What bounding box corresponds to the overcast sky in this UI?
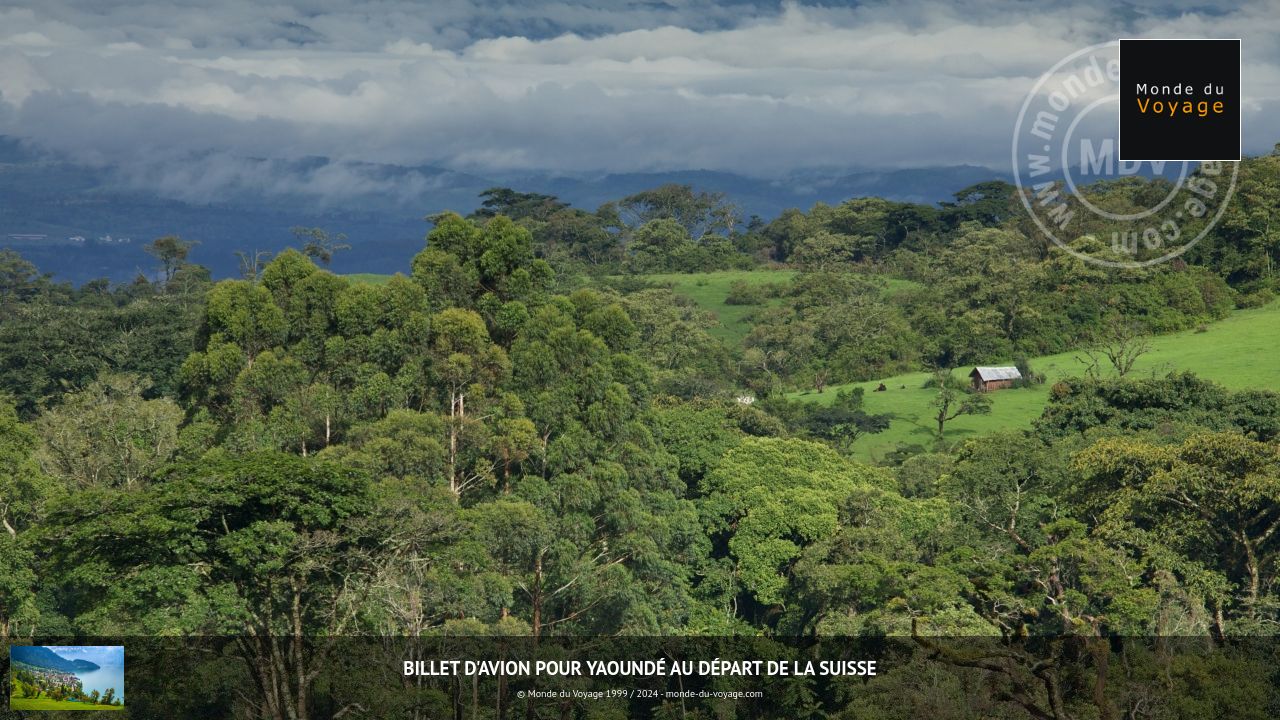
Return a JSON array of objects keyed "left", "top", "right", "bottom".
[{"left": 2, "top": 0, "right": 1279, "bottom": 186}]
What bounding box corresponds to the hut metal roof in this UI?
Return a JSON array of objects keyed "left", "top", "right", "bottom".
[{"left": 971, "top": 366, "right": 1022, "bottom": 381}]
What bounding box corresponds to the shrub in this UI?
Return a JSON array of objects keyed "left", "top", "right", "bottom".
[
  {"left": 725, "top": 280, "right": 767, "bottom": 305},
  {"left": 1238, "top": 288, "right": 1275, "bottom": 309},
  {"left": 1014, "top": 356, "right": 1045, "bottom": 387}
]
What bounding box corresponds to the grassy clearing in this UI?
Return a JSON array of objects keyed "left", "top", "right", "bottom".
[
  {"left": 792, "top": 300, "right": 1280, "bottom": 463},
  {"left": 9, "top": 678, "right": 124, "bottom": 710},
  {"left": 9, "top": 698, "right": 124, "bottom": 710},
  {"left": 639, "top": 270, "right": 796, "bottom": 343},
  {"left": 638, "top": 270, "right": 919, "bottom": 344}
]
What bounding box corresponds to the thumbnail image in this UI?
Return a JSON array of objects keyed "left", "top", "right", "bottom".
[{"left": 9, "top": 646, "right": 124, "bottom": 712}]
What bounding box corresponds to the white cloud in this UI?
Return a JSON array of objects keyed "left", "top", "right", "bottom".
[
  {"left": 0, "top": 0, "right": 1277, "bottom": 195},
  {"left": 0, "top": 49, "right": 52, "bottom": 103}
]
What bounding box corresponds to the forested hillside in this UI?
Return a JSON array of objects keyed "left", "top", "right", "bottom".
[
  {"left": 3, "top": 152, "right": 1280, "bottom": 718},
  {"left": 0, "top": 135, "right": 1003, "bottom": 284}
]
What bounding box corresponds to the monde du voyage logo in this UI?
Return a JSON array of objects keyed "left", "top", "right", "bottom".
[{"left": 1013, "top": 39, "right": 1241, "bottom": 268}]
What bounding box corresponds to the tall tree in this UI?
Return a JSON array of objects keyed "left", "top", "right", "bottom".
[
  {"left": 413, "top": 213, "right": 553, "bottom": 313},
  {"left": 201, "top": 279, "right": 288, "bottom": 363},
  {"left": 47, "top": 452, "right": 377, "bottom": 720},
  {"left": 0, "top": 249, "right": 45, "bottom": 307},
  {"left": 144, "top": 235, "right": 198, "bottom": 283},
  {"left": 470, "top": 188, "right": 568, "bottom": 222},
  {"left": 291, "top": 227, "right": 351, "bottom": 267},
  {"left": 1078, "top": 432, "right": 1280, "bottom": 631},
  {"left": 932, "top": 369, "right": 992, "bottom": 440},
  {"left": 615, "top": 184, "right": 738, "bottom": 238},
  {"left": 1092, "top": 314, "right": 1153, "bottom": 378},
  {"left": 701, "top": 437, "right": 893, "bottom": 611},
  {"left": 0, "top": 398, "right": 46, "bottom": 641},
  {"left": 36, "top": 374, "right": 183, "bottom": 489},
  {"left": 428, "top": 308, "right": 511, "bottom": 499}
]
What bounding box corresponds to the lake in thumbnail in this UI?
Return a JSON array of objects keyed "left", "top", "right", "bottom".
[{"left": 74, "top": 663, "right": 125, "bottom": 702}]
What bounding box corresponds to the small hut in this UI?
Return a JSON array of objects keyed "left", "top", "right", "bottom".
[{"left": 969, "top": 366, "right": 1022, "bottom": 392}]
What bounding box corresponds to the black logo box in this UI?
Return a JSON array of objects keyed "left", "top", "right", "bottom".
[{"left": 1119, "top": 38, "right": 1241, "bottom": 161}]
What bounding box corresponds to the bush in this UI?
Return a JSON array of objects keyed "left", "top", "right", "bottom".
[
  {"left": 1014, "top": 356, "right": 1045, "bottom": 387},
  {"left": 1238, "top": 288, "right": 1276, "bottom": 309},
  {"left": 725, "top": 280, "right": 767, "bottom": 305},
  {"left": 921, "top": 371, "right": 969, "bottom": 390}
]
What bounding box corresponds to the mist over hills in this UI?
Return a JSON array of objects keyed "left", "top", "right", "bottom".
[
  {"left": 0, "top": 136, "right": 1005, "bottom": 283},
  {"left": 10, "top": 646, "right": 101, "bottom": 673}
]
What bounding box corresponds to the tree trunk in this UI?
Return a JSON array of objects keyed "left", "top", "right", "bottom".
[
  {"left": 1242, "top": 533, "right": 1261, "bottom": 612},
  {"left": 1212, "top": 602, "right": 1226, "bottom": 645},
  {"left": 1088, "top": 638, "right": 1117, "bottom": 720},
  {"left": 498, "top": 672, "right": 508, "bottom": 720},
  {"left": 448, "top": 391, "right": 465, "bottom": 498},
  {"left": 292, "top": 583, "right": 308, "bottom": 720},
  {"left": 452, "top": 674, "right": 463, "bottom": 720},
  {"left": 531, "top": 552, "right": 543, "bottom": 639}
]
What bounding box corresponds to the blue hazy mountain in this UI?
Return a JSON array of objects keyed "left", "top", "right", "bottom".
[
  {"left": 0, "top": 137, "right": 1007, "bottom": 283},
  {"left": 10, "top": 646, "right": 101, "bottom": 673}
]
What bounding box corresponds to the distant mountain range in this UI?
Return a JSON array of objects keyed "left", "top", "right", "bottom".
[
  {"left": 0, "top": 135, "right": 1006, "bottom": 283},
  {"left": 10, "top": 646, "right": 101, "bottom": 673}
]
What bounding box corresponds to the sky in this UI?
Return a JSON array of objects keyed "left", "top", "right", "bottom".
[
  {"left": 1, "top": 0, "right": 1279, "bottom": 196},
  {"left": 45, "top": 646, "right": 125, "bottom": 667}
]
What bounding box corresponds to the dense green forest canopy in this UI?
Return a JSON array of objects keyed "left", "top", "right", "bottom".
[{"left": 3, "top": 152, "right": 1280, "bottom": 719}]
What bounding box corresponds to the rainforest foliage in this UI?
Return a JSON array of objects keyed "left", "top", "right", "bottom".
[{"left": 3, "top": 154, "right": 1280, "bottom": 719}]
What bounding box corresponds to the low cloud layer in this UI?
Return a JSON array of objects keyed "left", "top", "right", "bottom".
[{"left": 2, "top": 0, "right": 1279, "bottom": 200}]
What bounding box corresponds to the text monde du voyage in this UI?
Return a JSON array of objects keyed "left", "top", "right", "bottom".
[{"left": 1134, "top": 83, "right": 1228, "bottom": 117}]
